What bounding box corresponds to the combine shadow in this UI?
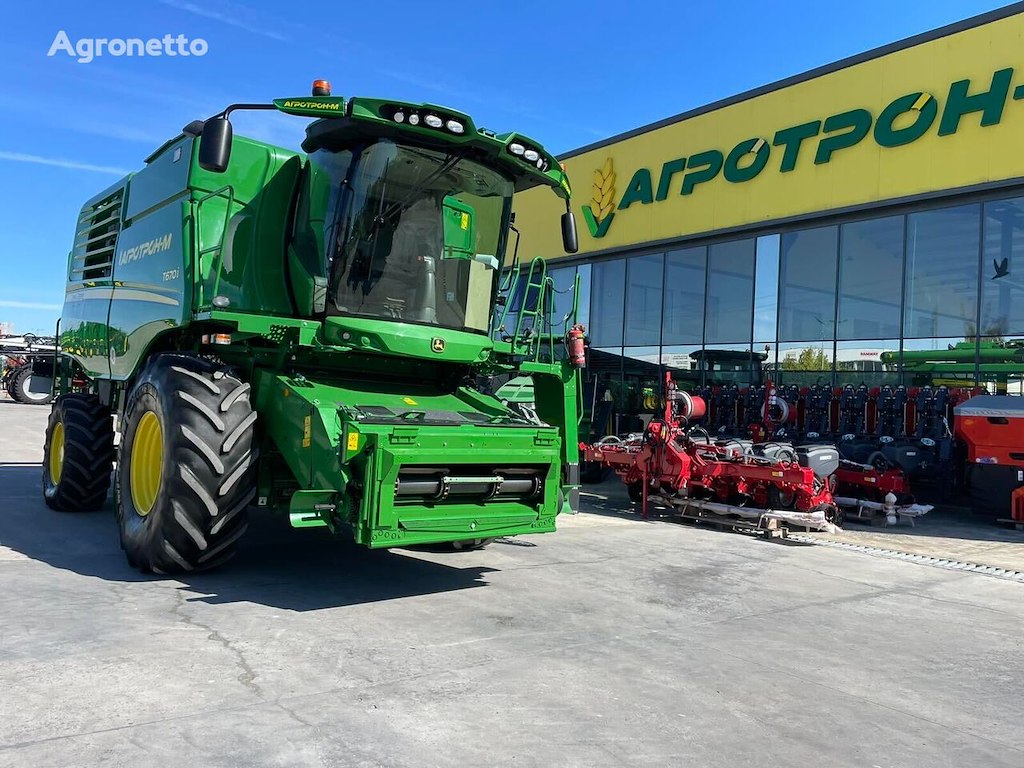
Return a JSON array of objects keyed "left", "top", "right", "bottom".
[
  {"left": 0, "top": 463, "right": 496, "bottom": 612},
  {"left": 580, "top": 479, "right": 680, "bottom": 523}
]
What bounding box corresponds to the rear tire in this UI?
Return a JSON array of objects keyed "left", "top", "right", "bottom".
[
  {"left": 42, "top": 394, "right": 115, "bottom": 511},
  {"left": 116, "top": 354, "right": 256, "bottom": 574},
  {"left": 11, "top": 365, "right": 52, "bottom": 405}
]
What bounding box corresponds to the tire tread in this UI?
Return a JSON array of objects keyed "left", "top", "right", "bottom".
[
  {"left": 117, "top": 353, "right": 256, "bottom": 573},
  {"left": 12, "top": 366, "right": 53, "bottom": 405},
  {"left": 43, "top": 394, "right": 114, "bottom": 511}
]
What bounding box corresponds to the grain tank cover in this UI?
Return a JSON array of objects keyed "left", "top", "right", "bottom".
[{"left": 954, "top": 395, "right": 1024, "bottom": 419}]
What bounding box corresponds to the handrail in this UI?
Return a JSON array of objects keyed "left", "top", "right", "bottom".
[
  {"left": 493, "top": 222, "right": 522, "bottom": 342},
  {"left": 568, "top": 271, "right": 580, "bottom": 335},
  {"left": 192, "top": 185, "right": 236, "bottom": 309},
  {"left": 542, "top": 274, "right": 555, "bottom": 362},
  {"left": 512, "top": 257, "right": 548, "bottom": 356},
  {"left": 494, "top": 263, "right": 521, "bottom": 340},
  {"left": 52, "top": 317, "right": 60, "bottom": 399}
]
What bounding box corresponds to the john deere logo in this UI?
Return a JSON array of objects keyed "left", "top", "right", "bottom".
[
  {"left": 431, "top": 337, "right": 445, "bottom": 353},
  {"left": 582, "top": 158, "right": 616, "bottom": 239},
  {"left": 578, "top": 67, "right": 1022, "bottom": 240}
]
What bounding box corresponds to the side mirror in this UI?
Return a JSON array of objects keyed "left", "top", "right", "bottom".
[
  {"left": 199, "top": 117, "right": 233, "bottom": 173},
  {"left": 561, "top": 210, "right": 579, "bottom": 254}
]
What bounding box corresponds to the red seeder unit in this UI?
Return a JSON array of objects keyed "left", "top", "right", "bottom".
[{"left": 583, "top": 373, "right": 840, "bottom": 523}]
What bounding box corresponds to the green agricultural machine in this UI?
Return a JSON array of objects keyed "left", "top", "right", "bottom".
[
  {"left": 886, "top": 341, "right": 1024, "bottom": 390},
  {"left": 42, "top": 80, "right": 583, "bottom": 573}
]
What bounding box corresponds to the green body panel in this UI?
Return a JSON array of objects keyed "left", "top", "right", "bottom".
[
  {"left": 61, "top": 291, "right": 118, "bottom": 378},
  {"left": 321, "top": 316, "right": 492, "bottom": 365},
  {"left": 107, "top": 197, "right": 189, "bottom": 379},
  {"left": 61, "top": 136, "right": 303, "bottom": 380},
  {"left": 189, "top": 138, "right": 302, "bottom": 315},
  {"left": 57, "top": 90, "right": 580, "bottom": 548},
  {"left": 61, "top": 180, "right": 128, "bottom": 377},
  {"left": 126, "top": 136, "right": 192, "bottom": 220}
]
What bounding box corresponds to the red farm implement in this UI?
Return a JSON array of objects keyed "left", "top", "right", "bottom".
[{"left": 583, "top": 374, "right": 843, "bottom": 532}]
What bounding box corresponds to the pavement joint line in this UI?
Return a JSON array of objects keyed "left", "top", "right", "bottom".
[{"left": 788, "top": 535, "right": 1024, "bottom": 583}]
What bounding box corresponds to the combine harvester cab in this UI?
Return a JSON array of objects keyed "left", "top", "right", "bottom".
[{"left": 42, "top": 81, "right": 585, "bottom": 572}]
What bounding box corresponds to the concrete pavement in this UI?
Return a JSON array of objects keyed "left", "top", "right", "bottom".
[{"left": 1, "top": 399, "right": 1021, "bottom": 767}]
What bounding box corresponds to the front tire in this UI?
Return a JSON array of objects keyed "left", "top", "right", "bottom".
[
  {"left": 42, "top": 394, "right": 115, "bottom": 511},
  {"left": 116, "top": 354, "right": 256, "bottom": 573}
]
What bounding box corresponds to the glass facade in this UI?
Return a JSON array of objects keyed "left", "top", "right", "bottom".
[
  {"left": 705, "top": 239, "right": 755, "bottom": 344},
  {"left": 779, "top": 225, "right": 837, "bottom": 343},
  {"left": 904, "top": 204, "right": 981, "bottom": 339},
  {"left": 663, "top": 247, "right": 706, "bottom": 344},
  {"left": 753, "top": 235, "right": 780, "bottom": 345},
  {"left": 624, "top": 253, "right": 664, "bottom": 346},
  {"left": 588, "top": 259, "right": 625, "bottom": 347},
  {"left": 837, "top": 217, "right": 903, "bottom": 339},
  {"left": 566, "top": 191, "right": 1024, "bottom": 414},
  {"left": 981, "top": 197, "right": 1024, "bottom": 336}
]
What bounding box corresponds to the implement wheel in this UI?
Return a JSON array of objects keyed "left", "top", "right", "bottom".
[
  {"left": 11, "top": 365, "right": 53, "bottom": 405},
  {"left": 627, "top": 481, "right": 644, "bottom": 504},
  {"left": 116, "top": 354, "right": 256, "bottom": 573},
  {"left": 767, "top": 484, "right": 797, "bottom": 510},
  {"left": 42, "top": 394, "right": 115, "bottom": 511}
]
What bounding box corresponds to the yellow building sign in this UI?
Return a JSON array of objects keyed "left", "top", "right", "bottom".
[{"left": 512, "top": 11, "right": 1024, "bottom": 260}]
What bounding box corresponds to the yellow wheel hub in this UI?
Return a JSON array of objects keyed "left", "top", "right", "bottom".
[
  {"left": 130, "top": 411, "right": 164, "bottom": 516},
  {"left": 50, "top": 422, "right": 65, "bottom": 484}
]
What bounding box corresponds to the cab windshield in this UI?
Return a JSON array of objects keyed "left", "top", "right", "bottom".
[{"left": 318, "top": 140, "right": 513, "bottom": 333}]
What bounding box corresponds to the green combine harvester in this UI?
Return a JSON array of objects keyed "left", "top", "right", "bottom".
[{"left": 42, "top": 80, "right": 583, "bottom": 573}]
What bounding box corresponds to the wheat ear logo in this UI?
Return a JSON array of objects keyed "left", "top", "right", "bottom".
[{"left": 582, "top": 157, "right": 616, "bottom": 238}]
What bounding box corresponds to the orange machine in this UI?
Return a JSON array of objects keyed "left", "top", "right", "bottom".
[{"left": 954, "top": 396, "right": 1024, "bottom": 524}]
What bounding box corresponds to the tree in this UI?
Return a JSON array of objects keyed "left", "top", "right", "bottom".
[{"left": 781, "top": 346, "right": 830, "bottom": 371}]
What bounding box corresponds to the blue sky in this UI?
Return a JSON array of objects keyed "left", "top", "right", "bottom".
[{"left": 0, "top": 0, "right": 1010, "bottom": 332}]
